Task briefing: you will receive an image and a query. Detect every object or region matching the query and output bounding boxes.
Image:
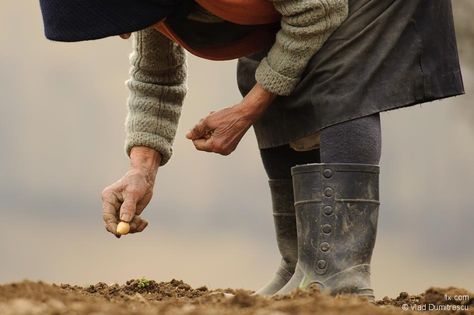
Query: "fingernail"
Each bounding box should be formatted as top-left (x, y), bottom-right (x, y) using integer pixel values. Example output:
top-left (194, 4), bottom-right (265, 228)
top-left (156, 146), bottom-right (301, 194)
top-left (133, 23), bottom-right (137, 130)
top-left (120, 213), bottom-right (132, 222)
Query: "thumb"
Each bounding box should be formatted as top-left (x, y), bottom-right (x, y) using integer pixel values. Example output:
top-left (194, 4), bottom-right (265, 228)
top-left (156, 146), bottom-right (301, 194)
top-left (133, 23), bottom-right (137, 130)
top-left (119, 196), bottom-right (137, 223)
top-left (186, 118), bottom-right (209, 140)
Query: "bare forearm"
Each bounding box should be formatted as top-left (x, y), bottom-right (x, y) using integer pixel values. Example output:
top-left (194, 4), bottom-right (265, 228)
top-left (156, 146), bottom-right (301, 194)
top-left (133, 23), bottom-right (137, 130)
top-left (130, 146), bottom-right (161, 179)
top-left (240, 83), bottom-right (277, 118)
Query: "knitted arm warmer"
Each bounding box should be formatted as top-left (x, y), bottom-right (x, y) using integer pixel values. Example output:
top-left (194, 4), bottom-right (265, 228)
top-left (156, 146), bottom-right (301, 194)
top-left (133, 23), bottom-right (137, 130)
top-left (125, 27), bottom-right (187, 166)
top-left (256, 0), bottom-right (349, 96)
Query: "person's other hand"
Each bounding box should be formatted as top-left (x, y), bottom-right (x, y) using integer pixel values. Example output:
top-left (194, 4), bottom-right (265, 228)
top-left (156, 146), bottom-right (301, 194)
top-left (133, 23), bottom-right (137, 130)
top-left (186, 105), bottom-right (253, 155)
top-left (102, 146), bottom-right (161, 237)
top-left (186, 83), bottom-right (276, 155)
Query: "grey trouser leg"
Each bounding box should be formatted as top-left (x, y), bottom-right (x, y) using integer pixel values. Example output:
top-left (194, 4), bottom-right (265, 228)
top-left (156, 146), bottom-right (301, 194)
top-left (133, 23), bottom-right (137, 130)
top-left (320, 114), bottom-right (381, 164)
top-left (260, 114), bottom-right (382, 172)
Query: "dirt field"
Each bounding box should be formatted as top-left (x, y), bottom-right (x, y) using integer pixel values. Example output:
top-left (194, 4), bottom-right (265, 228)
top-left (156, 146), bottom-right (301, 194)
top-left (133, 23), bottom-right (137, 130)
top-left (0, 280), bottom-right (472, 315)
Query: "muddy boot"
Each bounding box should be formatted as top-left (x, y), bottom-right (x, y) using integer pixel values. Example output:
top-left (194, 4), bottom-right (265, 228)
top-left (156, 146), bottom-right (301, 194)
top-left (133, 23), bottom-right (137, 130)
top-left (276, 163), bottom-right (379, 302)
top-left (255, 179), bottom-right (298, 296)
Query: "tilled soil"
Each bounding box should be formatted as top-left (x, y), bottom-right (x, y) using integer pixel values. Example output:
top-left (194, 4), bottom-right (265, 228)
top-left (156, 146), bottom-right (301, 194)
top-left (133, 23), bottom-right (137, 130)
top-left (0, 280), bottom-right (472, 315)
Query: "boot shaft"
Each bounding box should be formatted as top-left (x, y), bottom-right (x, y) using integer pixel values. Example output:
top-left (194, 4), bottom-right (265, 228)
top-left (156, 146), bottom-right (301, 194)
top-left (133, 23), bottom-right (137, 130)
top-left (291, 163), bottom-right (379, 290)
top-left (254, 179), bottom-right (298, 296)
top-left (268, 179), bottom-right (298, 267)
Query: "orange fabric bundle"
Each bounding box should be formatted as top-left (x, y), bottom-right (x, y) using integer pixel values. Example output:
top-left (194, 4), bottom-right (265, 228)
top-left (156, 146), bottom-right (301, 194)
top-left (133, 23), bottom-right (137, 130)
top-left (155, 0), bottom-right (280, 60)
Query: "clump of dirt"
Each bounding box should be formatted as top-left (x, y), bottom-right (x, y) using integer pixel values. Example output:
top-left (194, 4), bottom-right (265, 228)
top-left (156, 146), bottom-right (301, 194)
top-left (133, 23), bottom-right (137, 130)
top-left (0, 280), bottom-right (472, 315)
top-left (61, 278), bottom-right (210, 301)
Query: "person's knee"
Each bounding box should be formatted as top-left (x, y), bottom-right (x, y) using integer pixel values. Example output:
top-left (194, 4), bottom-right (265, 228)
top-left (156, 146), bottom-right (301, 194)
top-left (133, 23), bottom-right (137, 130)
top-left (320, 114), bottom-right (381, 164)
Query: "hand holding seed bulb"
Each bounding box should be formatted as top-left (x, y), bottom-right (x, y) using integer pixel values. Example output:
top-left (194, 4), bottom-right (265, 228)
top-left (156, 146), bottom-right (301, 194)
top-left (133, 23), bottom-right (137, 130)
top-left (102, 210), bottom-right (148, 238)
top-left (102, 183), bottom-right (150, 238)
top-left (101, 147), bottom-right (160, 238)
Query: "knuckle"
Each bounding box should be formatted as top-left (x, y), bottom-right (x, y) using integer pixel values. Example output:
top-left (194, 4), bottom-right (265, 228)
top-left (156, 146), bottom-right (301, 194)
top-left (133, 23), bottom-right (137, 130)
top-left (194, 142), bottom-right (206, 151)
top-left (101, 188), bottom-right (113, 200)
top-left (120, 204), bottom-right (133, 213)
top-left (103, 213), bottom-right (116, 223)
top-left (213, 141), bottom-right (229, 154)
top-left (126, 187), bottom-right (142, 198)
top-left (202, 120), bottom-right (211, 130)
top-left (210, 141), bottom-right (221, 152)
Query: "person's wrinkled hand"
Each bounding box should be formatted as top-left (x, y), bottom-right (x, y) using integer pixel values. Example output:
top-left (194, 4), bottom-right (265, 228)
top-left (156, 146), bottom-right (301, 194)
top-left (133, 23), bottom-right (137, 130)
top-left (102, 147), bottom-right (160, 238)
top-left (186, 104), bottom-right (254, 156)
top-left (186, 83), bottom-right (276, 155)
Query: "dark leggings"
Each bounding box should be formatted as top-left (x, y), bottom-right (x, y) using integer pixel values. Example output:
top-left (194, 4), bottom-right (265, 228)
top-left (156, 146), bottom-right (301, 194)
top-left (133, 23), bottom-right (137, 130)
top-left (260, 114), bottom-right (382, 180)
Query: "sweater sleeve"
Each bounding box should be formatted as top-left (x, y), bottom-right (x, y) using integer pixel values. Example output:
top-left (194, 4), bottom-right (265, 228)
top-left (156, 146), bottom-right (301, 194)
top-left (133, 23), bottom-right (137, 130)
top-left (256, 0), bottom-right (348, 96)
top-left (125, 27), bottom-right (187, 166)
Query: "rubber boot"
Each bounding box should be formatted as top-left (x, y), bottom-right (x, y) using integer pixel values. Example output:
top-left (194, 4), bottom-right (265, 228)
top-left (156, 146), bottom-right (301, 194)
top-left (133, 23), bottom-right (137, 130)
top-left (276, 163), bottom-right (379, 302)
top-left (255, 179), bottom-right (298, 296)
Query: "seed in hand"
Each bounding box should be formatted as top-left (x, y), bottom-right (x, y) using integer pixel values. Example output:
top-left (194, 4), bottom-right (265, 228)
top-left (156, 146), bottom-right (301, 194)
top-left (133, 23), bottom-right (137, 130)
top-left (116, 221), bottom-right (130, 235)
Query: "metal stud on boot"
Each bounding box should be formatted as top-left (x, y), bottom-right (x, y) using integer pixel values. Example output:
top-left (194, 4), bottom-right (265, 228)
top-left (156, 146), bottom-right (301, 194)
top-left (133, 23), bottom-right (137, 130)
top-left (275, 163), bottom-right (379, 302)
top-left (255, 179), bottom-right (298, 296)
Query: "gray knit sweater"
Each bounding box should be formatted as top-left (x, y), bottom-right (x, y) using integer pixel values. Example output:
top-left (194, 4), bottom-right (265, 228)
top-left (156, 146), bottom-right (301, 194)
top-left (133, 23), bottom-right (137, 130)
top-left (126, 0), bottom-right (348, 165)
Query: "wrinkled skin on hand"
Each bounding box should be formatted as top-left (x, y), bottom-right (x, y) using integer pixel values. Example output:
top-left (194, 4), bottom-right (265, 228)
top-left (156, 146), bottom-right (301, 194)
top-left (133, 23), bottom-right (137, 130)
top-left (186, 105), bottom-right (254, 156)
top-left (187, 83), bottom-right (276, 155)
top-left (102, 147), bottom-right (160, 238)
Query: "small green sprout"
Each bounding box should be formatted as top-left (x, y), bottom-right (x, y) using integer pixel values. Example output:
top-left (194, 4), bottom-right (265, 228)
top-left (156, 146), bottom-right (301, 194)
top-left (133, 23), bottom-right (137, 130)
top-left (137, 277), bottom-right (150, 289)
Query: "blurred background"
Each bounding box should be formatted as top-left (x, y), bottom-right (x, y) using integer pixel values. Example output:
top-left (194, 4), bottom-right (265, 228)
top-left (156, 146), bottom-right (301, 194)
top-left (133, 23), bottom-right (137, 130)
top-left (0, 1), bottom-right (473, 299)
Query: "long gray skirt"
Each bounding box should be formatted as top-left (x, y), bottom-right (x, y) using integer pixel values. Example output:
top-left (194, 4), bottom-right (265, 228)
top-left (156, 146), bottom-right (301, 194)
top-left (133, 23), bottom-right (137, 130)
top-left (237, 0), bottom-right (465, 149)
